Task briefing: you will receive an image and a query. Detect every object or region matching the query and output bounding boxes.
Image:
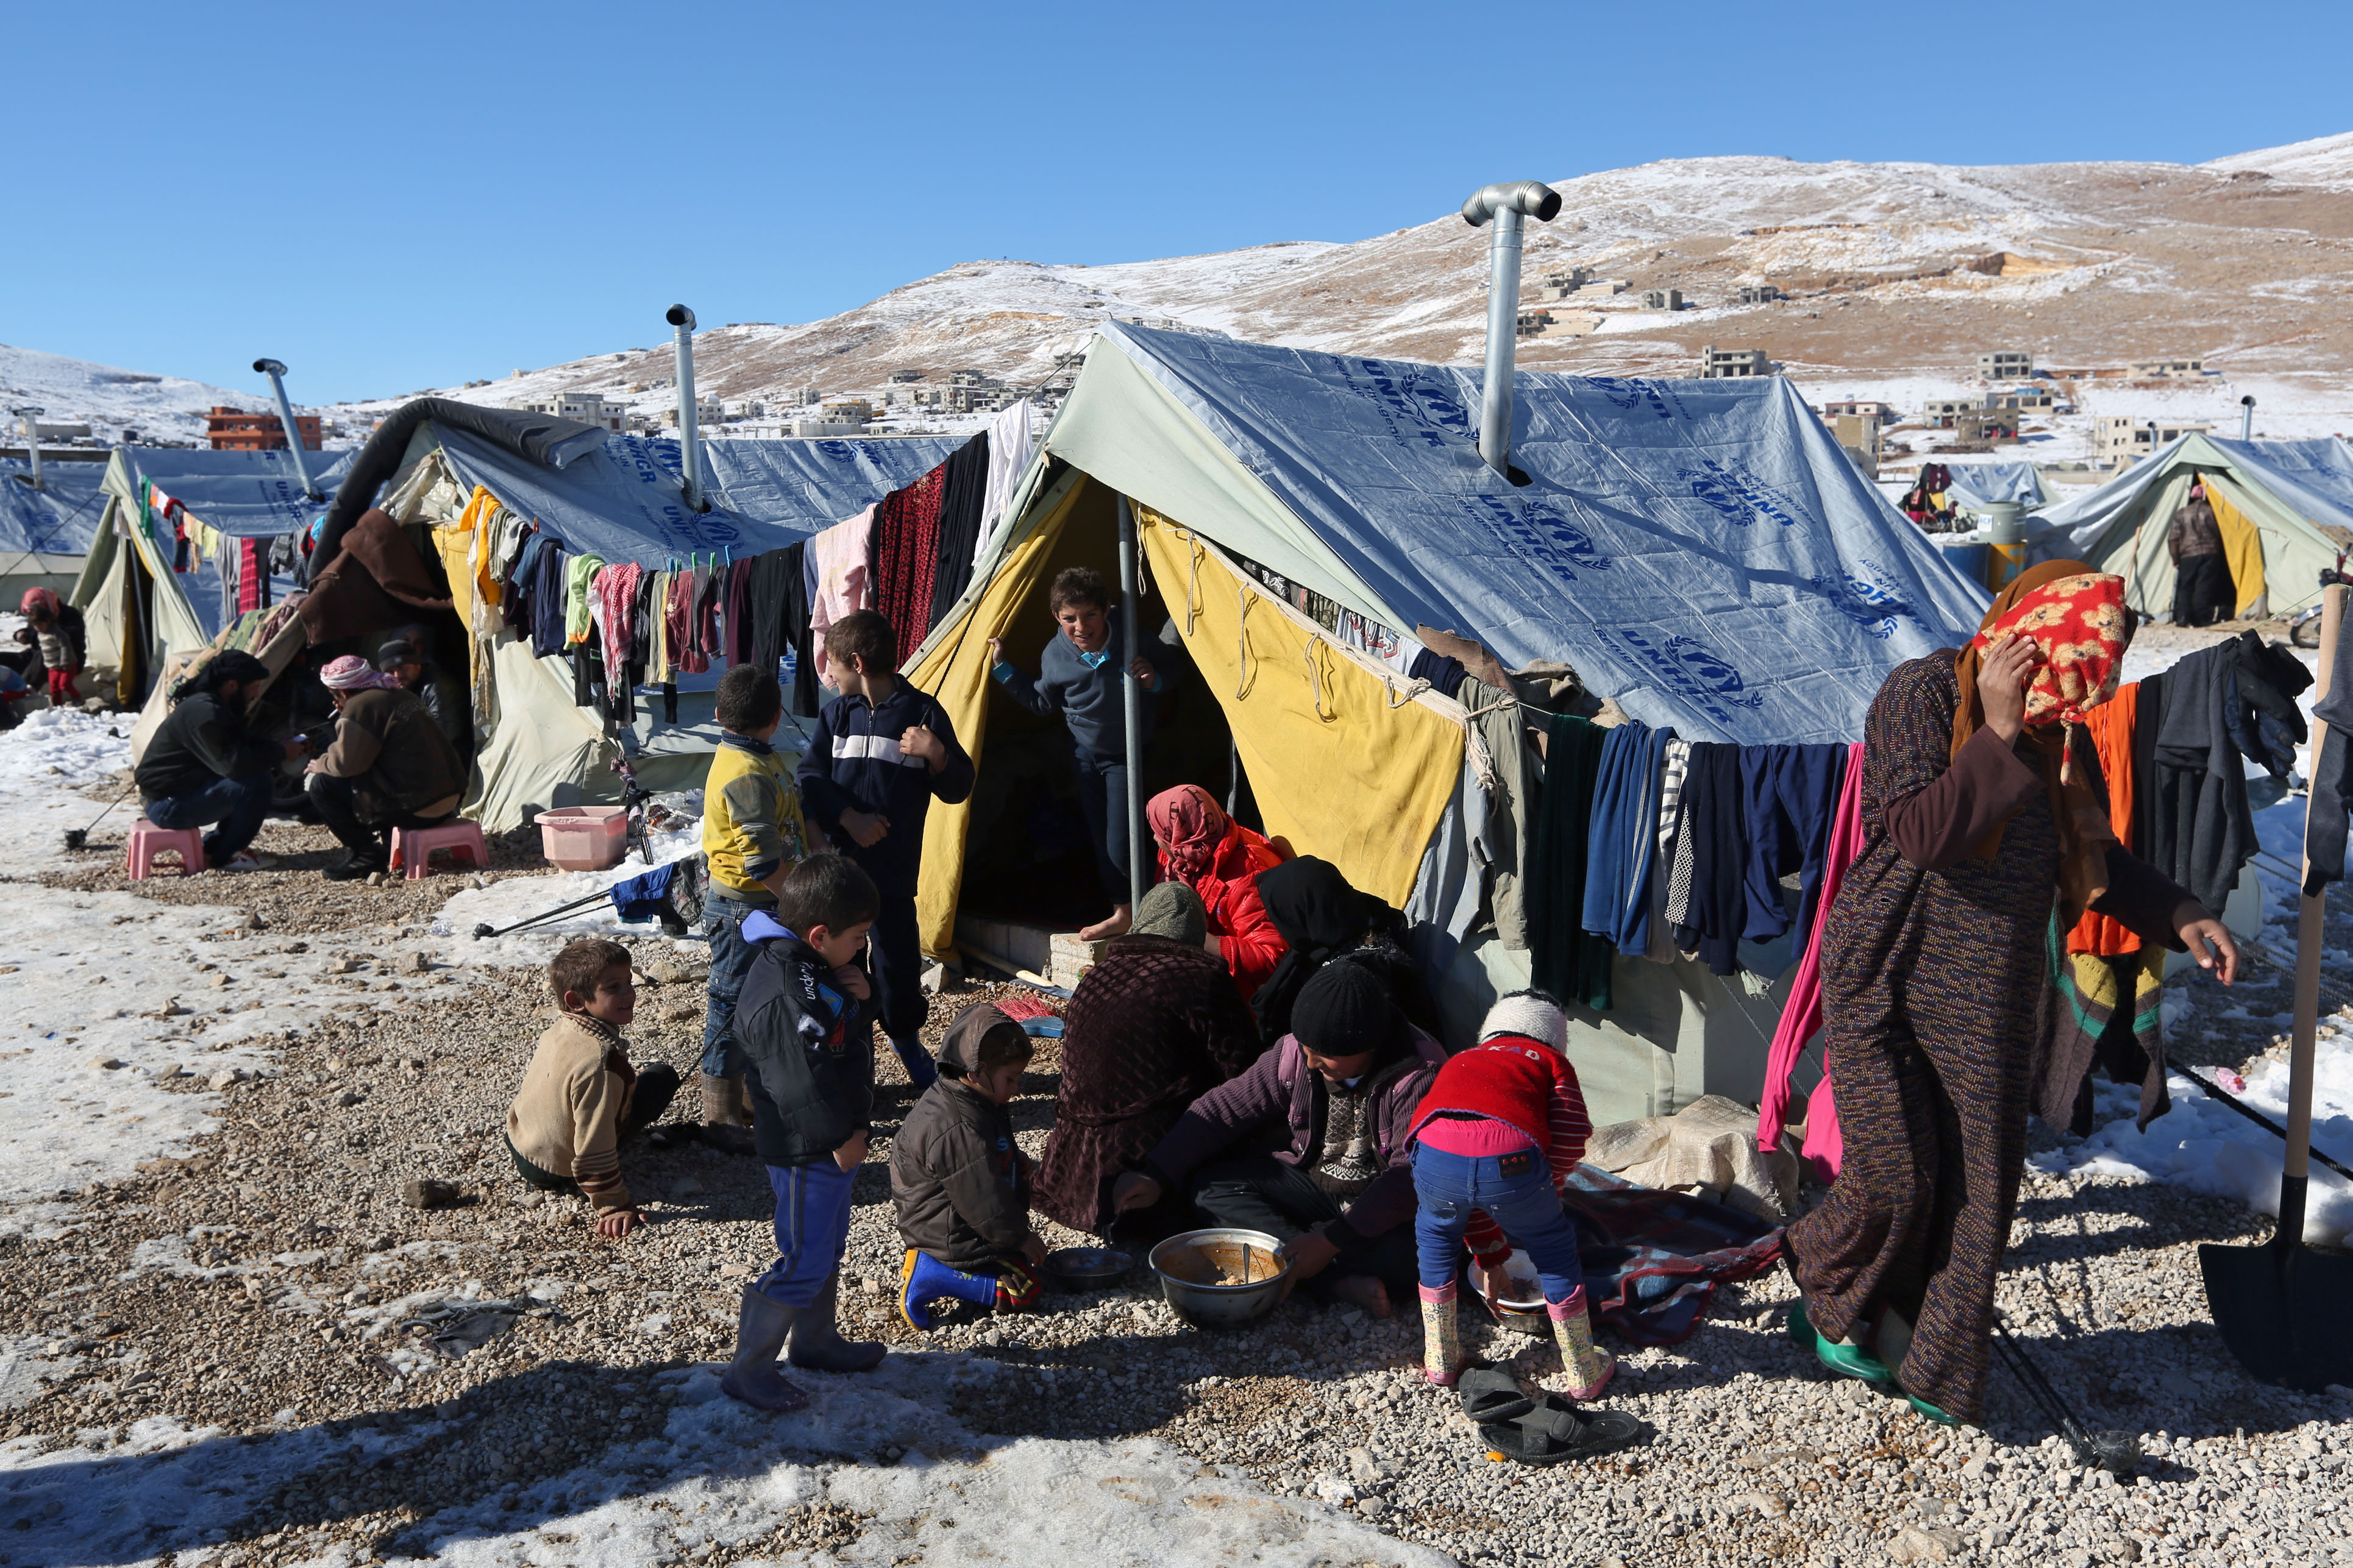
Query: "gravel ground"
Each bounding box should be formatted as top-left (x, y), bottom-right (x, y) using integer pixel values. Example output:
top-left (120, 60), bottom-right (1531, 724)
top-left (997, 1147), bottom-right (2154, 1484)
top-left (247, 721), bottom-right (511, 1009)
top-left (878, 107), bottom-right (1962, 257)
top-left (4, 911), bottom-right (2350, 1568)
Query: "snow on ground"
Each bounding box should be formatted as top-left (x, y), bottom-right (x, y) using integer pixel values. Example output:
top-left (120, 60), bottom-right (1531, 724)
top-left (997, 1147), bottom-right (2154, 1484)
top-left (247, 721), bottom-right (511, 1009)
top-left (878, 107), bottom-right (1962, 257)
top-left (0, 722), bottom-right (1444, 1567)
top-left (0, 1354), bottom-right (1443, 1568)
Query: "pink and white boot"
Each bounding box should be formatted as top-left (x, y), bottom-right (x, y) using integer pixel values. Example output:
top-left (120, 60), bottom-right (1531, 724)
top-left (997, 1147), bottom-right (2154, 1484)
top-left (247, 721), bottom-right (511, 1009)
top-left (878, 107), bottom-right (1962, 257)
top-left (1418, 1283), bottom-right (1464, 1386)
top-left (1550, 1286), bottom-right (1615, 1400)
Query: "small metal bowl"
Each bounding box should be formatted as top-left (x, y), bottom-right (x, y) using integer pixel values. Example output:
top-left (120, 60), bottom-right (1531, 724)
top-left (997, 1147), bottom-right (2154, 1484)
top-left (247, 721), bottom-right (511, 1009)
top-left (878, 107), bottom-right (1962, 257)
top-left (1468, 1248), bottom-right (1550, 1330)
top-left (1044, 1246), bottom-right (1133, 1291)
top-left (1148, 1227), bottom-right (1290, 1326)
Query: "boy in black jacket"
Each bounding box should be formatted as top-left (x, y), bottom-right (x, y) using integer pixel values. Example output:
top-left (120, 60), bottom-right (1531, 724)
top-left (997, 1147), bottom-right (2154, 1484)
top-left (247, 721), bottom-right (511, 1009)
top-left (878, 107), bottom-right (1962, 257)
top-left (795, 609), bottom-right (974, 1093)
top-left (722, 855), bottom-right (886, 1411)
top-left (891, 1002), bottom-right (1048, 1330)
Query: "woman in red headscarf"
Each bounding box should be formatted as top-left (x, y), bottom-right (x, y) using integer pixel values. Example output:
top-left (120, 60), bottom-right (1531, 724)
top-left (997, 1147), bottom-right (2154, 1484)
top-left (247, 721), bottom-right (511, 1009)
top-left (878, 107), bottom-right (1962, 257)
top-left (1783, 561), bottom-right (2239, 1428)
top-left (1145, 784), bottom-right (1289, 1007)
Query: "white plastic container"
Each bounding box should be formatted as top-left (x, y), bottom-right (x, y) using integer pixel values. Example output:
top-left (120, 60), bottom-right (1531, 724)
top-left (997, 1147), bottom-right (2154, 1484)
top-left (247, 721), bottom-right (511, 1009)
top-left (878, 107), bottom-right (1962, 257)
top-left (535, 806), bottom-right (628, 871)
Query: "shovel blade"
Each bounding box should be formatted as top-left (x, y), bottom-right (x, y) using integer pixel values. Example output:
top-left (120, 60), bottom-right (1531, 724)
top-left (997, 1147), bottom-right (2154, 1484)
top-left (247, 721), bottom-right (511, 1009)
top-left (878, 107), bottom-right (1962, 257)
top-left (2201, 1239), bottom-right (2353, 1392)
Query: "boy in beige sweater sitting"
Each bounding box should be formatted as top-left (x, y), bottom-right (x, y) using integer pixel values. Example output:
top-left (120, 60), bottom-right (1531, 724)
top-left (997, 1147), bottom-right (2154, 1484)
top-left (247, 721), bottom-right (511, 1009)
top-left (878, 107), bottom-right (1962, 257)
top-left (505, 938), bottom-right (682, 1238)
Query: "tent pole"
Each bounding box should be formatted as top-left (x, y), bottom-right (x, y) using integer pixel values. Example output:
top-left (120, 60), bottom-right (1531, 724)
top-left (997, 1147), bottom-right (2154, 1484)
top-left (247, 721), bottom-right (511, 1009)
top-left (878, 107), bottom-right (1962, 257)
top-left (1118, 494), bottom-right (1145, 916)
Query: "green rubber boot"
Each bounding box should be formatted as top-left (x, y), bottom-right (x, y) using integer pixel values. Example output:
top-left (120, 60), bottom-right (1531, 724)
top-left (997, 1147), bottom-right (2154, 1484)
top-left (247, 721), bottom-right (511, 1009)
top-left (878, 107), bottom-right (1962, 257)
top-left (1788, 1299), bottom-right (1896, 1388)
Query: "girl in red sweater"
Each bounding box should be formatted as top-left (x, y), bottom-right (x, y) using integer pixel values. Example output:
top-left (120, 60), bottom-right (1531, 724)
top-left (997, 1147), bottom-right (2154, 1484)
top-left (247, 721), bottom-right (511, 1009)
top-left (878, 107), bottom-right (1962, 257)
top-left (1406, 992), bottom-right (1612, 1398)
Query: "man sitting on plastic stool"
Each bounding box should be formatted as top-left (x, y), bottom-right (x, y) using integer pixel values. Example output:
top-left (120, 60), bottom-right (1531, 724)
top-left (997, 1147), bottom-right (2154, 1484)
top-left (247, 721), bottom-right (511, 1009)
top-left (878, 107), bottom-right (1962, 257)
top-left (304, 655), bottom-right (466, 881)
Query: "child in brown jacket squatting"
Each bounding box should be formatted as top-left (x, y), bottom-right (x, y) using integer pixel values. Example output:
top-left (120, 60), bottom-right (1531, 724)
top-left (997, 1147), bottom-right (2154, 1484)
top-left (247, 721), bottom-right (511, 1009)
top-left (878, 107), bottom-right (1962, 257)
top-left (505, 938), bottom-right (682, 1238)
top-left (892, 1004), bottom-right (1049, 1328)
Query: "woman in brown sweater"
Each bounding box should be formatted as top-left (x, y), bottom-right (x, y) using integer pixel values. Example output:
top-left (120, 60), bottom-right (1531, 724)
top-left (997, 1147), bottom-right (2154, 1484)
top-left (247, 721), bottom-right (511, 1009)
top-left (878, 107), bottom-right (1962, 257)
top-left (1784, 561), bottom-right (2238, 1426)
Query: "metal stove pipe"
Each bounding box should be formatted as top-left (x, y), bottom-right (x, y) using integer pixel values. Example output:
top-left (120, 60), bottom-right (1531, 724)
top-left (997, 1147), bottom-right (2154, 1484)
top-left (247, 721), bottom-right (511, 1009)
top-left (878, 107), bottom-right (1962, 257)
top-left (1461, 180), bottom-right (1562, 477)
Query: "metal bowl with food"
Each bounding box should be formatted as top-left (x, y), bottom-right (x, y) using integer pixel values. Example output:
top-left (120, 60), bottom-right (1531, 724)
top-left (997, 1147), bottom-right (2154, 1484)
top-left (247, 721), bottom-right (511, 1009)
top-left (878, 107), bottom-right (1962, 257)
top-left (1043, 1246), bottom-right (1134, 1292)
top-left (1148, 1227), bottom-right (1291, 1326)
top-left (1468, 1248), bottom-right (1551, 1330)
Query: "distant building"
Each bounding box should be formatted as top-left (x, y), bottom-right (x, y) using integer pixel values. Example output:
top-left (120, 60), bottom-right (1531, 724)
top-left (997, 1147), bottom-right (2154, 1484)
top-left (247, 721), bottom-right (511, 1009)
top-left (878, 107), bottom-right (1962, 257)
top-left (1949, 410), bottom-right (2020, 444)
top-left (661, 396), bottom-right (726, 429)
top-left (2127, 357), bottom-right (2206, 380)
top-left (1735, 284), bottom-right (1784, 305)
top-left (945, 371), bottom-right (1009, 415)
top-left (1834, 414), bottom-right (1881, 477)
top-left (1991, 387), bottom-right (2056, 413)
top-left (888, 369), bottom-right (926, 383)
top-left (1976, 350), bottom-right (2035, 381)
top-left (206, 406), bottom-right (321, 452)
top-left (794, 397), bottom-right (874, 438)
top-left (1515, 310), bottom-right (1554, 339)
top-left (1640, 288), bottom-right (1684, 311)
top-left (1539, 267), bottom-right (1593, 300)
top-left (518, 391), bottom-right (625, 432)
top-left (2093, 416), bottom-right (2210, 467)
top-left (723, 399), bottom-right (766, 420)
top-left (1822, 399), bottom-right (1897, 422)
top-left (1695, 344), bottom-right (1771, 378)
top-left (1921, 394), bottom-right (1991, 428)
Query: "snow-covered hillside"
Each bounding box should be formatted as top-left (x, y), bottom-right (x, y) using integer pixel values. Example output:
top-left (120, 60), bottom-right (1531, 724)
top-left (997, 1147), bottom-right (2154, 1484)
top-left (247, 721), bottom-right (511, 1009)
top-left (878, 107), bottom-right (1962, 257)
top-left (0, 344), bottom-right (272, 449)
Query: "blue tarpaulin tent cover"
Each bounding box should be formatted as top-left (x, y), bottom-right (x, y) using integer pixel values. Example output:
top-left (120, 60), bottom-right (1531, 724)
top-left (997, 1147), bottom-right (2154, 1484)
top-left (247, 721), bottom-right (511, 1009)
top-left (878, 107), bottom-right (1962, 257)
top-left (0, 459), bottom-right (109, 555)
top-left (123, 447), bottom-right (354, 538)
top-left (1940, 461), bottom-right (2048, 509)
top-left (1095, 324), bottom-right (1991, 745)
top-left (432, 429), bottom-right (961, 566)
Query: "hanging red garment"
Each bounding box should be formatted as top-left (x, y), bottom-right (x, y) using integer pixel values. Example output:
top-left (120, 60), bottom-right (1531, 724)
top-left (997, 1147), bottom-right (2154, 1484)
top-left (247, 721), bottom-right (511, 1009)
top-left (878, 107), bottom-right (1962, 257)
top-left (1757, 739), bottom-right (1865, 1182)
top-left (870, 463), bottom-right (947, 664)
top-left (2066, 683), bottom-right (2143, 957)
top-left (237, 539), bottom-right (265, 614)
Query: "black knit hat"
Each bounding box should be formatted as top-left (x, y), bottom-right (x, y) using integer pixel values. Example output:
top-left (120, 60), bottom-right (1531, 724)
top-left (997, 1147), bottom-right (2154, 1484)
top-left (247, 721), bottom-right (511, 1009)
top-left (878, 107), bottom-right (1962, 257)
top-left (1291, 959), bottom-right (1398, 1059)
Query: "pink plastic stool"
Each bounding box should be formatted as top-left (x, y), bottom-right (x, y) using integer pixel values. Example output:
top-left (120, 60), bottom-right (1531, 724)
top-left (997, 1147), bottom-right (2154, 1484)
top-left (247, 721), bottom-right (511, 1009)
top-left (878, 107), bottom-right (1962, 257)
top-left (126, 820), bottom-right (207, 879)
top-left (389, 820), bottom-right (489, 880)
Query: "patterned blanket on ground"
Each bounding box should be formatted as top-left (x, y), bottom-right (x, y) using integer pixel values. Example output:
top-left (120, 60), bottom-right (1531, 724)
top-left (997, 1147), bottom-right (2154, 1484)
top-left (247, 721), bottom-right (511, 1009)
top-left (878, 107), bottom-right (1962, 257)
top-left (1563, 1164), bottom-right (1786, 1345)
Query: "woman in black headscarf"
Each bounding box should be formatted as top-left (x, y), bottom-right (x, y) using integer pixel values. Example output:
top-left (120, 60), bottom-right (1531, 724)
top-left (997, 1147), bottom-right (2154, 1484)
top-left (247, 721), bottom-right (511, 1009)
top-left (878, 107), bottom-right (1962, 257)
top-left (1248, 857), bottom-right (1431, 1044)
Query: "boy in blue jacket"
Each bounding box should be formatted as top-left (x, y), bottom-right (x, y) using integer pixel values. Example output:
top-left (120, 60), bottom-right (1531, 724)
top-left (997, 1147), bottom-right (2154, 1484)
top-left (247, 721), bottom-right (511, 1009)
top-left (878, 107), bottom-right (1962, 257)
top-left (796, 609), bottom-right (974, 1092)
top-left (985, 566), bottom-right (1160, 942)
top-left (722, 854), bottom-right (886, 1412)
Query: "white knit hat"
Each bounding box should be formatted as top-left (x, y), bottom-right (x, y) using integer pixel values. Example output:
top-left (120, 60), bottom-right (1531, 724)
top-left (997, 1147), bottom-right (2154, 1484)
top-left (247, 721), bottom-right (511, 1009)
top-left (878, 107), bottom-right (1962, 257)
top-left (1479, 989), bottom-right (1567, 1054)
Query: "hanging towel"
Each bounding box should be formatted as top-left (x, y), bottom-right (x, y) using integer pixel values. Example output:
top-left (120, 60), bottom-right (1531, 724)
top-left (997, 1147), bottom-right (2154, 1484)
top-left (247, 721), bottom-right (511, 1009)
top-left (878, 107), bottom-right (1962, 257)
top-left (2068, 683), bottom-right (2145, 956)
top-left (1581, 722), bottom-right (1673, 957)
top-left (980, 399), bottom-right (1034, 550)
top-left (1644, 738), bottom-right (1693, 963)
top-left (930, 430), bottom-right (992, 633)
top-left (1675, 743), bottom-right (1749, 977)
top-left (872, 463), bottom-right (947, 664)
top-left (596, 562), bottom-right (643, 695)
top-left (1527, 712), bottom-right (1614, 1011)
top-left (563, 553), bottom-right (606, 647)
top-left (810, 505), bottom-right (875, 684)
top-left (667, 568), bottom-right (707, 675)
top-left (1757, 741), bottom-right (1864, 1182)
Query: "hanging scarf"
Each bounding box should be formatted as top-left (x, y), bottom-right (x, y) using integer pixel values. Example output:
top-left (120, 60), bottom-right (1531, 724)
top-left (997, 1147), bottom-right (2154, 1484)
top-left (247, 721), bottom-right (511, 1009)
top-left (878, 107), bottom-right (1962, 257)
top-left (1951, 559), bottom-right (2126, 924)
top-left (1148, 784), bottom-right (1228, 880)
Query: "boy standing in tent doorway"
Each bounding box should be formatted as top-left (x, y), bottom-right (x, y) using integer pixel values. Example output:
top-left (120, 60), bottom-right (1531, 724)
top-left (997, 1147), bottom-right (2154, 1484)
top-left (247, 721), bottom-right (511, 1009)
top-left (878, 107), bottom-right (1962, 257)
top-left (797, 609), bottom-right (974, 1093)
top-left (986, 566), bottom-right (1161, 942)
top-left (2169, 480), bottom-right (2237, 627)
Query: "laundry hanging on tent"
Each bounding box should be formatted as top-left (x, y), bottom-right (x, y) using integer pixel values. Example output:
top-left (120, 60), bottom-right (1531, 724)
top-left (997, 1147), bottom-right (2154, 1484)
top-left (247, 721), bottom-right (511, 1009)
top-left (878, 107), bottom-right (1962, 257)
top-left (929, 430), bottom-right (992, 632)
top-left (809, 505), bottom-right (874, 684)
top-left (723, 556), bottom-right (755, 668)
top-left (2305, 605), bottom-right (2352, 896)
top-left (1739, 743), bottom-right (1847, 954)
top-left (2141, 640), bottom-right (2261, 918)
top-left (978, 399), bottom-right (1033, 551)
top-left (1580, 721), bottom-right (1674, 958)
top-left (2068, 683), bottom-right (2145, 958)
top-left (1526, 711), bottom-right (1614, 1010)
top-left (1756, 740), bottom-right (1864, 1182)
top-left (1643, 737), bottom-right (1693, 965)
top-left (871, 461), bottom-right (947, 665)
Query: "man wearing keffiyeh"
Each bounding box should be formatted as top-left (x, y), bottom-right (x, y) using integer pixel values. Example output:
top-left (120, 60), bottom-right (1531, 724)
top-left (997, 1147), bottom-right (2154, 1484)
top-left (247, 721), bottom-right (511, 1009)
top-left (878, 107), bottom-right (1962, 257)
top-left (304, 655), bottom-right (467, 880)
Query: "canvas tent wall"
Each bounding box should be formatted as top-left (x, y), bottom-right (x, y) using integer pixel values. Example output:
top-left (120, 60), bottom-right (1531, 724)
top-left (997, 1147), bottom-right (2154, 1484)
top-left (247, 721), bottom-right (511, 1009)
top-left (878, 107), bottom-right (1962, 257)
top-left (2030, 433), bottom-right (2353, 620)
top-left (71, 445), bottom-right (355, 702)
top-left (357, 409), bottom-right (960, 830)
top-left (908, 323), bottom-right (1990, 1122)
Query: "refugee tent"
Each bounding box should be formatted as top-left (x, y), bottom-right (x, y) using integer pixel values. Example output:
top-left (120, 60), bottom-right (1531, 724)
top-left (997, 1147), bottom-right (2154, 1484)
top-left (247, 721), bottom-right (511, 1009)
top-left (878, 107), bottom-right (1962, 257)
top-left (0, 457), bottom-right (109, 605)
top-left (305, 400), bottom-right (960, 830)
top-left (1940, 460), bottom-right (2049, 511)
top-left (2030, 433), bottom-right (2353, 621)
top-left (72, 445), bottom-right (357, 703)
top-left (908, 322), bottom-right (1990, 1122)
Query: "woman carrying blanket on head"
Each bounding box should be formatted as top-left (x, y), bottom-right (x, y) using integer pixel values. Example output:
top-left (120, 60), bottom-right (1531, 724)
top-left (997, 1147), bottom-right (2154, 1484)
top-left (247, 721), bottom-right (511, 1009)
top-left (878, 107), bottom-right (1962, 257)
top-left (1782, 561), bottom-right (2238, 1427)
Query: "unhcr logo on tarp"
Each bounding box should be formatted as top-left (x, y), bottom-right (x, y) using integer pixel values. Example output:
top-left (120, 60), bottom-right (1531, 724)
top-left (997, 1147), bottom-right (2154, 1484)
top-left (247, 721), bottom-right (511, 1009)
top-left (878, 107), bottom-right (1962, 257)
top-left (1587, 377), bottom-right (1686, 422)
top-left (1679, 459), bottom-right (1803, 529)
top-left (1598, 626), bottom-right (1765, 724)
top-left (1808, 561), bottom-right (1923, 640)
top-left (1458, 492), bottom-right (1611, 581)
top-left (1330, 355), bottom-right (1470, 450)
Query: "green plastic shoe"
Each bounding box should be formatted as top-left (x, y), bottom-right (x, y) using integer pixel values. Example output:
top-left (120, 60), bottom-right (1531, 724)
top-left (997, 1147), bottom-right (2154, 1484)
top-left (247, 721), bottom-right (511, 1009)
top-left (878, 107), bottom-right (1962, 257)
top-left (1787, 1300), bottom-right (1896, 1388)
top-left (1906, 1393), bottom-right (1960, 1427)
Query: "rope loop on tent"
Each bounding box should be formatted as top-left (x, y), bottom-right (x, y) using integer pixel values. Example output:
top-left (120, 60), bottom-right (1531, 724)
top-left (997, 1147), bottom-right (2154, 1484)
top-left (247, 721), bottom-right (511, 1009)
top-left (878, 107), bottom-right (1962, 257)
top-left (1234, 582), bottom-right (1256, 701)
top-left (1464, 724), bottom-right (1498, 792)
top-left (1303, 634), bottom-right (1337, 723)
top-left (1385, 674), bottom-right (1433, 709)
top-left (1175, 529), bottom-right (1205, 637)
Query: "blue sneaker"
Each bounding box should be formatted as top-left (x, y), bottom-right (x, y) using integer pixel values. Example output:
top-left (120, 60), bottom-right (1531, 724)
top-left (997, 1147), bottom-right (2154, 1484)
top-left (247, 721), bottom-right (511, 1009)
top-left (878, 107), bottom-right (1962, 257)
top-left (899, 1247), bottom-right (999, 1331)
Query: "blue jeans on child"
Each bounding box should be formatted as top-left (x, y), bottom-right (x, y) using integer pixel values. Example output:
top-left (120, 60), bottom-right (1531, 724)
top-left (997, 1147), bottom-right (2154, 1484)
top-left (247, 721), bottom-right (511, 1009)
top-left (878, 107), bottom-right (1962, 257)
top-left (1072, 743), bottom-right (1145, 906)
top-left (701, 890), bottom-right (767, 1079)
top-left (1412, 1143), bottom-right (1586, 1302)
top-left (755, 1157), bottom-right (857, 1308)
top-left (143, 771), bottom-right (274, 865)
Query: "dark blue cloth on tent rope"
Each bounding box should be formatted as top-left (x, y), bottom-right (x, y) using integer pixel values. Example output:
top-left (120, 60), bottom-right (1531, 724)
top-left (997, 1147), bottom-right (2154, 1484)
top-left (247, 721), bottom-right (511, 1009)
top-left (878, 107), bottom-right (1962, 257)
top-left (1561, 1164), bottom-right (1785, 1346)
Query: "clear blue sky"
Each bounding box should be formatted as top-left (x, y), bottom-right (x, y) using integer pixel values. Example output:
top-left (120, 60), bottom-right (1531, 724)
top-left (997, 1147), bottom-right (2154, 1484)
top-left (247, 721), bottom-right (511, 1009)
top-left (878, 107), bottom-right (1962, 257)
top-left (5, 1), bottom-right (2348, 404)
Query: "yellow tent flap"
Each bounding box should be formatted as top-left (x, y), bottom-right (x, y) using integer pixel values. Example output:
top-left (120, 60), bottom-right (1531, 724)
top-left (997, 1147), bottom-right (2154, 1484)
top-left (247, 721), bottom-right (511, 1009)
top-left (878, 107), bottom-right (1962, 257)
top-left (1137, 505), bottom-right (1461, 909)
top-left (2199, 476), bottom-right (2269, 619)
top-left (910, 474), bottom-right (1092, 956)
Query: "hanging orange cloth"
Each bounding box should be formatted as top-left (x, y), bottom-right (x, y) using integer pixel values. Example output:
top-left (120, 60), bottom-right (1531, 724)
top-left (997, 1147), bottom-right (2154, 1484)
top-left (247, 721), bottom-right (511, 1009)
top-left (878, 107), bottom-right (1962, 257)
top-left (2066, 680), bottom-right (2142, 957)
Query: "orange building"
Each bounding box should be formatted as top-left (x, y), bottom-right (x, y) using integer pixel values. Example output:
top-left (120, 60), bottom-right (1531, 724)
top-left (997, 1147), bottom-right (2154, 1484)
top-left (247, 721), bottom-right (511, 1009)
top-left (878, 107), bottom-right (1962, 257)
top-left (206, 406), bottom-right (322, 452)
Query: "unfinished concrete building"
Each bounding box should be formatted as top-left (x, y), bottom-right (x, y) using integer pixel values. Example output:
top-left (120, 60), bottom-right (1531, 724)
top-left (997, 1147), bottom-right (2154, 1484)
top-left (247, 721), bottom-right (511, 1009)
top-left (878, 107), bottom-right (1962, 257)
top-left (1696, 345), bottom-right (1771, 378)
top-left (1976, 350), bottom-right (2035, 381)
top-left (1640, 288), bottom-right (1685, 311)
top-left (1735, 284), bottom-right (1784, 305)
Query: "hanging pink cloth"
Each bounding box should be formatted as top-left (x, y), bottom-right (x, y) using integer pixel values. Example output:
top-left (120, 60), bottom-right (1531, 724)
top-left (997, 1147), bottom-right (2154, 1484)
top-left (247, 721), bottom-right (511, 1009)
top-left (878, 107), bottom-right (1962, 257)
top-left (808, 504), bottom-right (875, 684)
top-left (1757, 740), bottom-right (1865, 1182)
